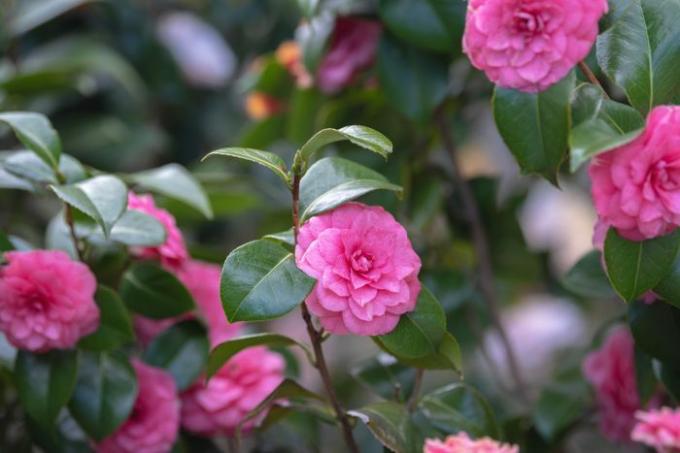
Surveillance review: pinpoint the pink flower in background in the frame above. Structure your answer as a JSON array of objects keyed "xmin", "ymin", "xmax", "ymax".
[
  {"xmin": 424, "ymin": 432, "xmax": 519, "ymax": 453},
  {"xmin": 462, "ymin": 0, "xmax": 608, "ymax": 92},
  {"xmin": 296, "ymin": 202, "xmax": 421, "ymax": 336},
  {"xmin": 590, "ymin": 106, "xmax": 680, "ymax": 241},
  {"xmin": 582, "ymin": 326, "xmax": 641, "ymax": 442},
  {"xmin": 127, "ymin": 192, "xmax": 188, "ymax": 269},
  {"xmin": 97, "ymin": 360, "xmax": 179, "ymax": 453},
  {"xmin": 0, "ymin": 250, "xmax": 99, "ymax": 352},
  {"xmin": 317, "ymin": 17, "xmax": 381, "ymax": 94},
  {"xmin": 180, "ymin": 347, "xmax": 284, "ymax": 436},
  {"xmin": 632, "ymin": 407, "xmax": 680, "ymax": 452}
]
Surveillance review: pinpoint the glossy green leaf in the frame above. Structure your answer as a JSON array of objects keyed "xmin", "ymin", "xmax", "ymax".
[
  {"xmin": 352, "ymin": 354, "xmax": 417, "ymax": 402},
  {"xmin": 3, "ymin": 151, "xmax": 85, "ymax": 185},
  {"xmin": 561, "ymin": 250, "xmax": 616, "ymax": 299},
  {"xmin": 51, "ymin": 175, "xmax": 127, "ymax": 237},
  {"xmin": 0, "ymin": 112, "xmax": 61, "ymax": 169},
  {"xmin": 79, "ymin": 287, "xmax": 134, "ymax": 351},
  {"xmin": 131, "ymin": 164, "xmax": 212, "ymax": 219},
  {"xmin": 604, "ymin": 229, "xmax": 680, "ymax": 302},
  {"xmin": 120, "ymin": 262, "xmax": 195, "ymax": 319},
  {"xmin": 493, "ymin": 72, "xmax": 575, "ymax": 183},
  {"xmin": 297, "ymin": 125, "xmax": 393, "ymax": 164},
  {"xmin": 349, "ymin": 402, "xmax": 420, "ymax": 453},
  {"xmin": 629, "ymin": 300, "xmax": 680, "ymax": 364},
  {"xmin": 14, "ymin": 350, "xmax": 77, "ymax": 430},
  {"xmin": 68, "ymin": 352, "xmax": 137, "ymax": 440},
  {"xmin": 533, "ymin": 368, "xmax": 590, "ymax": 441},
  {"xmin": 262, "ymin": 229, "xmax": 294, "ymax": 247},
  {"xmin": 654, "ymin": 256, "xmax": 680, "ymax": 309},
  {"xmin": 207, "ymin": 333, "xmax": 312, "ymax": 378},
  {"xmin": 296, "ymin": 12, "xmax": 335, "ymax": 73},
  {"xmin": 299, "ymin": 156, "xmax": 402, "ymax": 221},
  {"xmin": 109, "ymin": 210, "xmax": 166, "ymax": 246},
  {"xmin": 377, "ymin": 35, "xmax": 449, "ymax": 121},
  {"xmin": 596, "ymin": 0, "xmax": 680, "ymax": 114},
  {"xmin": 220, "ymin": 239, "xmax": 315, "ymax": 322},
  {"xmin": 143, "ymin": 320, "xmax": 209, "ymax": 390},
  {"xmin": 203, "ymin": 148, "xmax": 289, "ymax": 186}
]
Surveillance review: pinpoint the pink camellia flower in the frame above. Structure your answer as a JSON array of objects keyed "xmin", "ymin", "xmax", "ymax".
[
  {"xmin": 589, "ymin": 106, "xmax": 680, "ymax": 241},
  {"xmin": 582, "ymin": 326, "xmax": 641, "ymax": 442},
  {"xmin": 295, "ymin": 202, "xmax": 422, "ymax": 336},
  {"xmin": 97, "ymin": 360, "xmax": 180, "ymax": 453},
  {"xmin": 424, "ymin": 432, "xmax": 519, "ymax": 453},
  {"xmin": 180, "ymin": 347, "xmax": 284, "ymax": 436},
  {"xmin": 632, "ymin": 407, "xmax": 680, "ymax": 452},
  {"xmin": 462, "ymin": 0, "xmax": 608, "ymax": 92},
  {"xmin": 0, "ymin": 250, "xmax": 99, "ymax": 352},
  {"xmin": 127, "ymin": 192, "xmax": 188, "ymax": 269},
  {"xmin": 317, "ymin": 17, "xmax": 381, "ymax": 94}
]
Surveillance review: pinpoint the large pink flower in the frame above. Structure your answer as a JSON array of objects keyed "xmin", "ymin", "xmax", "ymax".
[
  {"xmin": 424, "ymin": 433, "xmax": 519, "ymax": 453},
  {"xmin": 180, "ymin": 347, "xmax": 284, "ymax": 436},
  {"xmin": 97, "ymin": 360, "xmax": 180, "ymax": 453},
  {"xmin": 590, "ymin": 106, "xmax": 680, "ymax": 241},
  {"xmin": 317, "ymin": 17, "xmax": 381, "ymax": 94},
  {"xmin": 582, "ymin": 326, "xmax": 640, "ymax": 442},
  {"xmin": 463, "ymin": 0, "xmax": 607, "ymax": 92},
  {"xmin": 0, "ymin": 250, "xmax": 99, "ymax": 352},
  {"xmin": 632, "ymin": 407, "xmax": 680, "ymax": 452},
  {"xmin": 127, "ymin": 192, "xmax": 188, "ymax": 269},
  {"xmin": 295, "ymin": 202, "xmax": 421, "ymax": 336}
]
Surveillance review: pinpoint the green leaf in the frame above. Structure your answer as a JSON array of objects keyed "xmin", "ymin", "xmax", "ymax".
[
  {"xmin": 561, "ymin": 250, "xmax": 616, "ymax": 299},
  {"xmin": 131, "ymin": 164, "xmax": 212, "ymax": 219},
  {"xmin": 6, "ymin": 0, "xmax": 96, "ymax": 36},
  {"xmin": 352, "ymin": 354, "xmax": 417, "ymax": 402},
  {"xmin": 604, "ymin": 229, "xmax": 680, "ymax": 302},
  {"xmin": 0, "ymin": 112, "xmax": 61, "ymax": 169},
  {"xmin": 120, "ymin": 262, "xmax": 195, "ymax": 319},
  {"xmin": 14, "ymin": 350, "xmax": 77, "ymax": 430},
  {"xmin": 377, "ymin": 34, "xmax": 449, "ymax": 121},
  {"xmin": 533, "ymin": 368, "xmax": 590, "ymax": 441},
  {"xmin": 203, "ymin": 148, "xmax": 289, "ymax": 186},
  {"xmin": 418, "ymin": 383, "xmax": 500, "ymax": 439},
  {"xmin": 379, "ymin": 0, "xmax": 465, "ymax": 54},
  {"xmin": 493, "ymin": 71, "xmax": 575, "ymax": 183},
  {"xmin": 297, "ymin": 125, "xmax": 393, "ymax": 164},
  {"xmin": 3, "ymin": 151, "xmax": 86, "ymax": 185},
  {"xmin": 635, "ymin": 346, "xmax": 657, "ymax": 405},
  {"xmin": 296, "ymin": 12, "xmax": 335, "ymax": 73},
  {"xmin": 654, "ymin": 255, "xmax": 680, "ymax": 309},
  {"xmin": 68, "ymin": 351, "xmax": 137, "ymax": 441},
  {"xmin": 109, "ymin": 210, "xmax": 166, "ymax": 246},
  {"xmin": 207, "ymin": 333, "xmax": 312, "ymax": 378},
  {"xmin": 262, "ymin": 229, "xmax": 294, "ymax": 247},
  {"xmin": 629, "ymin": 300, "xmax": 680, "ymax": 364},
  {"xmin": 596, "ymin": 0, "xmax": 680, "ymax": 114},
  {"xmin": 349, "ymin": 402, "xmax": 420, "ymax": 453},
  {"xmin": 51, "ymin": 175, "xmax": 127, "ymax": 237},
  {"xmin": 79, "ymin": 287, "xmax": 134, "ymax": 351},
  {"xmin": 299, "ymin": 156, "xmax": 402, "ymax": 221},
  {"xmin": 295, "ymin": 0, "xmax": 319, "ymax": 17},
  {"xmin": 143, "ymin": 320, "xmax": 209, "ymax": 390},
  {"xmin": 221, "ymin": 239, "xmax": 316, "ymax": 322},
  {"xmin": 0, "ymin": 231, "xmax": 14, "ymax": 252},
  {"xmin": 660, "ymin": 362, "xmax": 680, "ymax": 402}
]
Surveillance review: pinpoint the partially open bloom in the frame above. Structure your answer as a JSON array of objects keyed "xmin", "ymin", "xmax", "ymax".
[
  {"xmin": 317, "ymin": 17, "xmax": 381, "ymax": 94},
  {"xmin": 463, "ymin": 0, "xmax": 607, "ymax": 92},
  {"xmin": 0, "ymin": 250, "xmax": 99, "ymax": 352},
  {"xmin": 424, "ymin": 433, "xmax": 519, "ymax": 453},
  {"xmin": 245, "ymin": 92, "xmax": 284, "ymax": 120},
  {"xmin": 296, "ymin": 202, "xmax": 421, "ymax": 336},
  {"xmin": 589, "ymin": 106, "xmax": 680, "ymax": 241},
  {"xmin": 582, "ymin": 326, "xmax": 640, "ymax": 442},
  {"xmin": 275, "ymin": 41, "xmax": 313, "ymax": 89},
  {"xmin": 128, "ymin": 192, "xmax": 188, "ymax": 269},
  {"xmin": 632, "ymin": 407, "xmax": 680, "ymax": 452},
  {"xmin": 180, "ymin": 347, "xmax": 284, "ymax": 436},
  {"xmin": 97, "ymin": 360, "xmax": 180, "ymax": 453}
]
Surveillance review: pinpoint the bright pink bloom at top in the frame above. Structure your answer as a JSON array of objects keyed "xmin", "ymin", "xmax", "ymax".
[
  {"xmin": 180, "ymin": 346, "xmax": 284, "ymax": 436},
  {"xmin": 296, "ymin": 202, "xmax": 421, "ymax": 336},
  {"xmin": 463, "ymin": 0, "xmax": 607, "ymax": 92},
  {"xmin": 632, "ymin": 407, "xmax": 680, "ymax": 453},
  {"xmin": 127, "ymin": 192, "xmax": 188, "ymax": 269},
  {"xmin": 582, "ymin": 326, "xmax": 640, "ymax": 442},
  {"xmin": 424, "ymin": 432, "xmax": 519, "ymax": 453},
  {"xmin": 317, "ymin": 17, "xmax": 381, "ymax": 94},
  {"xmin": 97, "ymin": 360, "xmax": 180, "ymax": 453},
  {"xmin": 589, "ymin": 106, "xmax": 680, "ymax": 241},
  {"xmin": 0, "ymin": 250, "xmax": 99, "ymax": 352}
]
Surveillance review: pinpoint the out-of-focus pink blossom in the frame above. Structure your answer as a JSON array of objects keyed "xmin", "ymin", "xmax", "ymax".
[
  {"xmin": 632, "ymin": 407, "xmax": 680, "ymax": 452},
  {"xmin": 424, "ymin": 432, "xmax": 519, "ymax": 453},
  {"xmin": 275, "ymin": 41, "xmax": 313, "ymax": 88}
]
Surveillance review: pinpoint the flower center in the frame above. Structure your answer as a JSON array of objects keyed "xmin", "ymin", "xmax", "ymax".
[
  {"xmin": 652, "ymin": 160, "xmax": 680, "ymax": 191},
  {"xmin": 513, "ymin": 10, "xmax": 545, "ymax": 36},
  {"xmin": 350, "ymin": 250, "xmax": 374, "ymax": 273}
]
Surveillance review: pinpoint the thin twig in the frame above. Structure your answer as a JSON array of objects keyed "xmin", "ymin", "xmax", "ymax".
[
  {"xmin": 291, "ymin": 172, "xmax": 359, "ymax": 453},
  {"xmin": 435, "ymin": 110, "xmax": 530, "ymax": 406},
  {"xmin": 407, "ymin": 369, "xmax": 424, "ymax": 412},
  {"xmin": 63, "ymin": 206, "xmax": 84, "ymax": 261},
  {"xmin": 578, "ymin": 61, "xmax": 609, "ymax": 98}
]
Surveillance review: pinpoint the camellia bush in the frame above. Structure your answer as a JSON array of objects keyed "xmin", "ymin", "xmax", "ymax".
[{"xmin": 1, "ymin": 0, "xmax": 680, "ymax": 452}]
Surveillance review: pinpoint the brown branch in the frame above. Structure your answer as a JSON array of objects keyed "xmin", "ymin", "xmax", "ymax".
[
  {"xmin": 435, "ymin": 111, "xmax": 530, "ymax": 405},
  {"xmin": 578, "ymin": 61, "xmax": 609, "ymax": 99},
  {"xmin": 407, "ymin": 369, "xmax": 424, "ymax": 412},
  {"xmin": 292, "ymin": 171, "xmax": 359, "ymax": 453},
  {"xmin": 63, "ymin": 206, "xmax": 84, "ymax": 261}
]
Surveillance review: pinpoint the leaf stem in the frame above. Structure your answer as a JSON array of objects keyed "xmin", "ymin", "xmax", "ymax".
[
  {"xmin": 578, "ymin": 61, "xmax": 609, "ymax": 99},
  {"xmin": 291, "ymin": 171, "xmax": 359, "ymax": 453},
  {"xmin": 407, "ymin": 369, "xmax": 424, "ymax": 412},
  {"xmin": 56, "ymin": 171, "xmax": 84, "ymax": 261}
]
